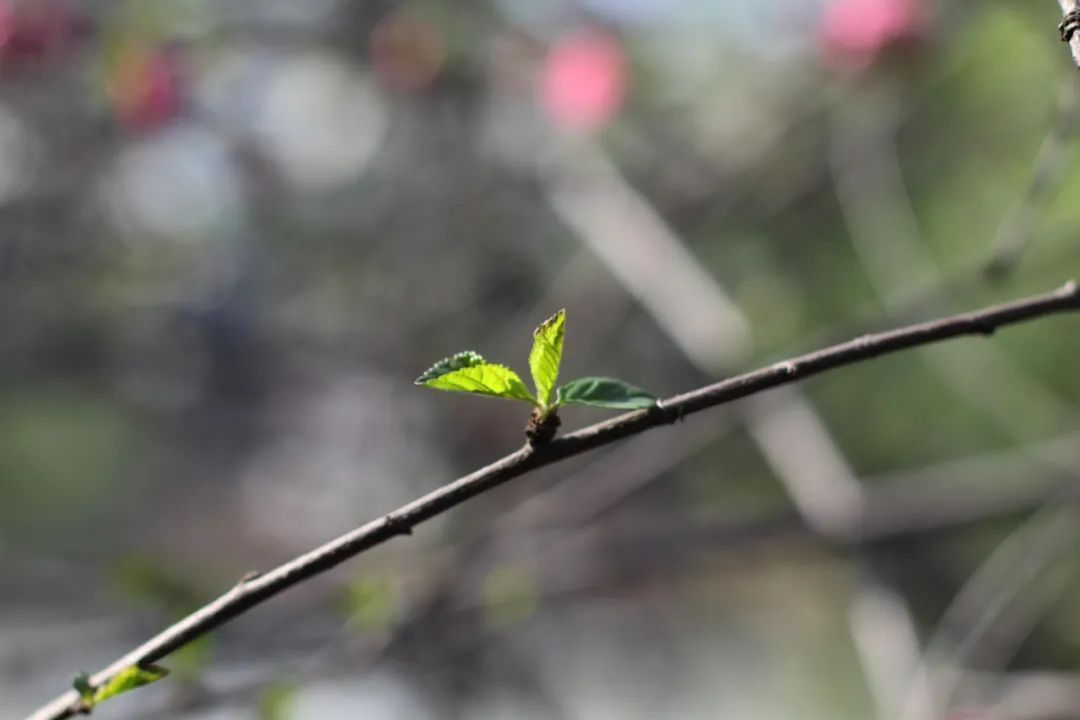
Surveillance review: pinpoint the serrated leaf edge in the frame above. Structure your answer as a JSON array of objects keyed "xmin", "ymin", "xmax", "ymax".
[
  {"xmin": 415, "ymin": 350, "xmax": 486, "ymax": 385},
  {"xmin": 425, "ymin": 363, "xmax": 537, "ymax": 403}
]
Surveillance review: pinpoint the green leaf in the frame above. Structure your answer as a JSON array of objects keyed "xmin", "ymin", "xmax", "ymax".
[
  {"xmin": 414, "ymin": 351, "xmax": 486, "ymax": 385},
  {"xmin": 528, "ymin": 309, "xmax": 565, "ymax": 407},
  {"xmin": 556, "ymin": 377, "xmax": 657, "ymax": 410},
  {"xmin": 93, "ymin": 665, "xmax": 169, "ymax": 704},
  {"xmin": 422, "ymin": 363, "xmax": 537, "ymax": 403}
]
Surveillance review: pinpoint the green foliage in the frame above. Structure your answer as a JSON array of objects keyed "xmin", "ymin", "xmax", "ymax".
[
  {"xmin": 420, "ymin": 362, "xmax": 536, "ymax": 403},
  {"xmin": 556, "ymin": 377, "xmax": 658, "ymax": 410},
  {"xmin": 259, "ymin": 681, "xmax": 298, "ymax": 720},
  {"xmin": 171, "ymin": 635, "xmax": 214, "ymax": 681},
  {"xmin": 416, "ymin": 310, "xmax": 656, "ymax": 440},
  {"xmin": 0, "ymin": 387, "xmax": 134, "ymax": 531},
  {"xmin": 529, "ymin": 309, "xmax": 565, "ymax": 407},
  {"xmin": 72, "ymin": 664, "xmax": 169, "ymax": 711},
  {"xmin": 482, "ymin": 565, "xmax": 539, "ymax": 629},
  {"xmin": 414, "ymin": 351, "xmax": 486, "ymax": 384},
  {"xmin": 344, "ymin": 576, "xmax": 397, "ymax": 631},
  {"xmin": 94, "ymin": 665, "xmax": 169, "ymax": 703},
  {"xmin": 110, "ymin": 555, "xmax": 203, "ymax": 616}
]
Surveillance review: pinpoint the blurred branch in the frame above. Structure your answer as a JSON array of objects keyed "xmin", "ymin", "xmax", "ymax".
[
  {"xmin": 971, "ymin": 670, "xmax": 1080, "ymax": 720},
  {"xmin": 544, "ymin": 141, "xmax": 925, "ymax": 716},
  {"xmin": 901, "ymin": 507, "xmax": 1080, "ymax": 720},
  {"xmin": 831, "ymin": 81, "xmax": 1080, "ymax": 717},
  {"xmin": 984, "ymin": 76, "xmax": 1080, "ymax": 279},
  {"xmin": 23, "ymin": 282, "xmax": 1080, "ymax": 720}
]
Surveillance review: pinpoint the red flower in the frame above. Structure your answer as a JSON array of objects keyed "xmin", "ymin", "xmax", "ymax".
[
  {"xmin": 821, "ymin": 0, "xmax": 925, "ymax": 70},
  {"xmin": 0, "ymin": 0, "xmax": 86, "ymax": 67},
  {"xmin": 109, "ymin": 44, "xmax": 184, "ymax": 131},
  {"xmin": 541, "ymin": 29, "xmax": 627, "ymax": 133}
]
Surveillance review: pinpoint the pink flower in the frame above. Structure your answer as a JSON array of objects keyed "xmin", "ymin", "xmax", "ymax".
[
  {"xmin": 821, "ymin": 0, "xmax": 924, "ymax": 70},
  {"xmin": 0, "ymin": 0, "xmax": 87, "ymax": 68},
  {"xmin": 541, "ymin": 29, "xmax": 627, "ymax": 133},
  {"xmin": 109, "ymin": 44, "xmax": 184, "ymax": 131}
]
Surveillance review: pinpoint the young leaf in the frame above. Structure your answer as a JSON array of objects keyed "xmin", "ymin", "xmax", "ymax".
[
  {"xmin": 422, "ymin": 363, "xmax": 537, "ymax": 403},
  {"xmin": 93, "ymin": 664, "xmax": 169, "ymax": 704},
  {"xmin": 72, "ymin": 672, "xmax": 93, "ymax": 703},
  {"xmin": 556, "ymin": 377, "xmax": 657, "ymax": 410},
  {"xmin": 414, "ymin": 351, "xmax": 486, "ymax": 385},
  {"xmin": 528, "ymin": 309, "xmax": 565, "ymax": 407}
]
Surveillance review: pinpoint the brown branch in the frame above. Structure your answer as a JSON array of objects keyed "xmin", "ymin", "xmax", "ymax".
[{"xmin": 24, "ymin": 281, "xmax": 1080, "ymax": 720}]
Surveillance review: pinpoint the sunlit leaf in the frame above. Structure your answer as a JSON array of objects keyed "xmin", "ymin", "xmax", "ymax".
[
  {"xmin": 414, "ymin": 351, "xmax": 486, "ymax": 385},
  {"xmin": 93, "ymin": 664, "xmax": 169, "ymax": 704},
  {"xmin": 528, "ymin": 309, "xmax": 565, "ymax": 407},
  {"xmin": 556, "ymin": 377, "xmax": 656, "ymax": 410},
  {"xmin": 421, "ymin": 363, "xmax": 537, "ymax": 403}
]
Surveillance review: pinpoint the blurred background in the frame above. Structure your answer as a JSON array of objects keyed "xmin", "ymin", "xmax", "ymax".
[{"xmin": 3, "ymin": 0, "xmax": 1080, "ymax": 718}]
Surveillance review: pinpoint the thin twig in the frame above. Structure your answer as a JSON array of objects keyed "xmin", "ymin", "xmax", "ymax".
[
  {"xmin": 984, "ymin": 75, "xmax": 1080, "ymax": 279},
  {"xmin": 24, "ymin": 281, "xmax": 1080, "ymax": 720},
  {"xmin": 81, "ymin": 427, "xmax": 1080, "ymax": 719}
]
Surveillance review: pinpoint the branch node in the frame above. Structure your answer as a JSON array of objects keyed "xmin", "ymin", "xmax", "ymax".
[
  {"xmin": 238, "ymin": 570, "xmax": 261, "ymax": 586},
  {"xmin": 1061, "ymin": 10, "xmax": 1080, "ymax": 42},
  {"xmin": 385, "ymin": 514, "xmax": 413, "ymax": 536},
  {"xmin": 652, "ymin": 400, "xmax": 675, "ymax": 424},
  {"xmin": 525, "ymin": 408, "xmax": 561, "ymax": 446}
]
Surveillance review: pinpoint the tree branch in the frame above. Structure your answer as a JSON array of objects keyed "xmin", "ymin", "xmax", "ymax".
[{"xmin": 24, "ymin": 281, "xmax": 1080, "ymax": 720}]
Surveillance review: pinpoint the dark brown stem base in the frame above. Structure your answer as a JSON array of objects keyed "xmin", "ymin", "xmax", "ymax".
[{"xmin": 526, "ymin": 408, "xmax": 561, "ymax": 446}]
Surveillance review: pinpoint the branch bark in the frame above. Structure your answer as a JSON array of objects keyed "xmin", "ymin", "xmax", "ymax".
[{"xmin": 24, "ymin": 281, "xmax": 1080, "ymax": 720}]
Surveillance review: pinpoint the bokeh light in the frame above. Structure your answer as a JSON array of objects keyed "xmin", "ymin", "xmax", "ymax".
[
  {"xmin": 107, "ymin": 41, "xmax": 185, "ymax": 130},
  {"xmin": 252, "ymin": 52, "xmax": 387, "ymax": 191},
  {"xmin": 370, "ymin": 11, "xmax": 446, "ymax": 91},
  {"xmin": 821, "ymin": 0, "xmax": 925, "ymax": 70},
  {"xmin": 541, "ymin": 29, "xmax": 627, "ymax": 133},
  {"xmin": 105, "ymin": 122, "xmax": 244, "ymax": 243}
]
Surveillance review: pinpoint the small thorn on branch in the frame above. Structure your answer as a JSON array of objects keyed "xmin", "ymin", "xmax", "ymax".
[{"xmin": 238, "ymin": 570, "xmax": 261, "ymax": 584}]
